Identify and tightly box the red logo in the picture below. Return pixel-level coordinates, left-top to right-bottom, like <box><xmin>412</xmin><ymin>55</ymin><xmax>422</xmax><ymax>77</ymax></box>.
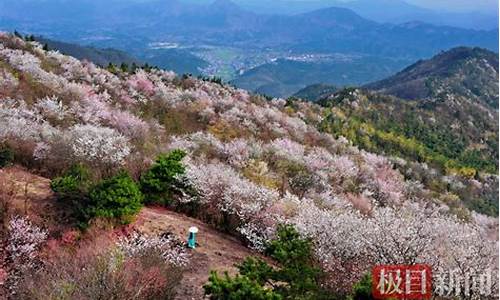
<box><xmin>372</xmin><ymin>264</ymin><xmax>432</xmax><ymax>299</ymax></box>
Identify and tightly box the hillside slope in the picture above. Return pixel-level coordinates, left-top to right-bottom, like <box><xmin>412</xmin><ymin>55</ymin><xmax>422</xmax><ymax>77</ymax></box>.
<box><xmin>0</xmin><ymin>33</ymin><xmax>497</xmax><ymax>298</ymax></box>
<box><xmin>292</xmin><ymin>47</ymin><xmax>499</xmax><ymax>214</ymax></box>
<box><xmin>294</xmin><ymin>48</ymin><xmax>499</xmax><ymax>214</ymax></box>
<box><xmin>317</xmin><ymin>87</ymin><xmax>498</xmax><ymax>214</ymax></box>
<box><xmin>0</xmin><ymin>165</ymin><xmax>262</xmax><ymax>300</ymax></box>
<box><xmin>365</xmin><ymin>47</ymin><xmax>499</xmax><ymax>108</ymax></box>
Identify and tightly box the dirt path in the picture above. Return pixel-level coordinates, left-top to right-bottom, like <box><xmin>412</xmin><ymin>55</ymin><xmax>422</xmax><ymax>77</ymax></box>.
<box><xmin>0</xmin><ymin>166</ymin><xmax>263</xmax><ymax>299</ymax></box>
<box><xmin>135</xmin><ymin>207</ymin><xmax>260</xmax><ymax>300</ymax></box>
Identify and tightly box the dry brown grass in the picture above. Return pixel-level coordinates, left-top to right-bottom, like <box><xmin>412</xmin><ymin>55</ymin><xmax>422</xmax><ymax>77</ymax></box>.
<box><xmin>0</xmin><ymin>165</ymin><xmax>78</xmax><ymax>243</ymax></box>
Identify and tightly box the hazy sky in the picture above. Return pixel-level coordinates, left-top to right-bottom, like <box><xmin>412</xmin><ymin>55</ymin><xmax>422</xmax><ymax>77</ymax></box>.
<box><xmin>285</xmin><ymin>0</ymin><xmax>499</xmax><ymax>14</ymax></box>
<box><xmin>406</xmin><ymin>0</ymin><xmax>498</xmax><ymax>13</ymax></box>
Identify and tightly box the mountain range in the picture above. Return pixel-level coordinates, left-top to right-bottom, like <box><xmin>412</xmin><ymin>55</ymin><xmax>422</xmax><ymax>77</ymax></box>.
<box><xmin>116</xmin><ymin>0</ymin><xmax>499</xmax><ymax>30</ymax></box>
<box><xmin>1</xmin><ymin>0</ymin><xmax>497</xmax><ymax>97</ymax></box>
<box><xmin>2</xmin><ymin>1</ymin><xmax>497</xmax><ymax>52</ymax></box>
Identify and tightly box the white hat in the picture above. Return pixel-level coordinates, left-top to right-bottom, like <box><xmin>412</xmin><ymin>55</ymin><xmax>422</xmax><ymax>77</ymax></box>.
<box><xmin>189</xmin><ymin>226</ymin><xmax>199</xmax><ymax>234</ymax></box>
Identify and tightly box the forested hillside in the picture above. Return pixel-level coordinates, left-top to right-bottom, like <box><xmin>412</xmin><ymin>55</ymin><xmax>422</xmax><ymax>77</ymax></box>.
<box><xmin>316</xmin><ymin>88</ymin><xmax>498</xmax><ymax>215</ymax></box>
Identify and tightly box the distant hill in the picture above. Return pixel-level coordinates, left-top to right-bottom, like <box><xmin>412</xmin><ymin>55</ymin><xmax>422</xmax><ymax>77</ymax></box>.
<box><xmin>315</xmin><ymin>47</ymin><xmax>499</xmax><ymax>199</ymax></box>
<box><xmin>139</xmin><ymin>49</ymin><xmax>209</xmax><ymax>76</ymax></box>
<box><xmin>292</xmin><ymin>83</ymin><xmax>337</xmax><ymax>101</ymax></box>
<box><xmin>231</xmin><ymin>56</ymin><xmax>407</xmax><ymax>98</ymax></box>
<box><xmin>364</xmin><ymin>47</ymin><xmax>499</xmax><ymax>108</ymax></box>
<box><xmin>261</xmin><ymin>8</ymin><xmax>498</xmax><ymax>56</ymax></box>
<box><xmin>35</xmin><ymin>37</ymin><xmax>141</xmax><ymax>67</ymax></box>
<box><xmin>35</xmin><ymin>37</ymin><xmax>208</xmax><ymax>75</ymax></box>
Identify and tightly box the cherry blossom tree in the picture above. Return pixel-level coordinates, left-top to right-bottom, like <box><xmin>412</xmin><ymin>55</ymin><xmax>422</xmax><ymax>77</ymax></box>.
<box><xmin>5</xmin><ymin>216</ymin><xmax>47</xmax><ymax>295</ymax></box>
<box><xmin>0</xmin><ymin>69</ymin><xmax>18</xmax><ymax>93</ymax></box>
<box><xmin>118</xmin><ymin>231</ymin><xmax>189</xmax><ymax>267</ymax></box>
<box><xmin>34</xmin><ymin>96</ymin><xmax>68</xmax><ymax>122</ymax></box>
<box><xmin>68</xmin><ymin>124</ymin><xmax>131</xmax><ymax>166</ymax></box>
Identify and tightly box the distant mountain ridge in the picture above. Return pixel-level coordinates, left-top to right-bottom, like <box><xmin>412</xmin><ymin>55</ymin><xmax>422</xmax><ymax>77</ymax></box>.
<box><xmin>364</xmin><ymin>47</ymin><xmax>499</xmax><ymax>108</ymax></box>
<box><xmin>232</xmin><ymin>0</ymin><xmax>498</xmax><ymax>30</ymax></box>
<box><xmin>34</xmin><ymin>37</ymin><xmax>142</xmax><ymax>67</ymax></box>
